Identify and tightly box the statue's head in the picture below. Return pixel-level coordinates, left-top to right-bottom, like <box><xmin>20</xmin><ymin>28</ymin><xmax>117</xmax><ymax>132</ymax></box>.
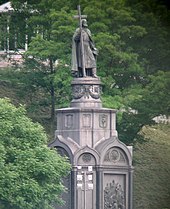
<box><xmin>82</xmin><ymin>19</ymin><xmax>88</xmax><ymax>27</ymax></box>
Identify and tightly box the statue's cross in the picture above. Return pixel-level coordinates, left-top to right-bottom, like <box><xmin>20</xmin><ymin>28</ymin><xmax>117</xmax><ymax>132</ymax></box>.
<box><xmin>74</xmin><ymin>5</ymin><xmax>87</xmax><ymax>25</ymax></box>
<box><xmin>74</xmin><ymin>5</ymin><xmax>87</xmax><ymax>77</ymax></box>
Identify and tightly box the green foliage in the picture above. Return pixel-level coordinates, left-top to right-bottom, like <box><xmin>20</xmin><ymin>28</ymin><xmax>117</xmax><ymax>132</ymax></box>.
<box><xmin>53</xmin><ymin>62</ymin><xmax>72</xmax><ymax>108</ymax></box>
<box><xmin>118</xmin><ymin>71</ymin><xmax>170</xmax><ymax>143</ymax></box>
<box><xmin>134</xmin><ymin>124</ymin><xmax>170</xmax><ymax>208</ymax></box>
<box><xmin>83</xmin><ymin>1</ymin><xmax>147</xmax><ymax>90</ymax></box>
<box><xmin>4</xmin><ymin>0</ymin><xmax>77</xmax><ymax>120</ymax></box>
<box><xmin>142</xmin><ymin>71</ymin><xmax>170</xmax><ymax>116</ymax></box>
<box><xmin>82</xmin><ymin>0</ymin><xmax>170</xmax><ymax>143</ymax></box>
<box><xmin>127</xmin><ymin>0</ymin><xmax>170</xmax><ymax>74</ymax></box>
<box><xmin>0</xmin><ymin>98</ymin><xmax>71</xmax><ymax>209</ymax></box>
<box><xmin>24</xmin><ymin>6</ymin><xmax>75</xmax><ymax>119</ymax></box>
<box><xmin>25</xmin><ymin>8</ymin><xmax>76</xmax><ymax>61</ymax></box>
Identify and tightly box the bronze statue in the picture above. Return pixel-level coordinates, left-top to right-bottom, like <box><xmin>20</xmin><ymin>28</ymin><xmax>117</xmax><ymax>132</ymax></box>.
<box><xmin>72</xmin><ymin>6</ymin><xmax>98</xmax><ymax>77</ymax></box>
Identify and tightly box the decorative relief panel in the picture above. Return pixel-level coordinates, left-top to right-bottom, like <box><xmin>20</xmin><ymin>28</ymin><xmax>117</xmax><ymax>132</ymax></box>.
<box><xmin>83</xmin><ymin>114</ymin><xmax>91</xmax><ymax>127</ymax></box>
<box><xmin>65</xmin><ymin>114</ymin><xmax>73</xmax><ymax>128</ymax></box>
<box><xmin>78</xmin><ymin>153</ymin><xmax>96</xmax><ymax>166</ymax></box>
<box><xmin>99</xmin><ymin>114</ymin><xmax>108</xmax><ymax>128</ymax></box>
<box><xmin>104</xmin><ymin>148</ymin><xmax>126</xmax><ymax>164</ymax></box>
<box><xmin>72</xmin><ymin>84</ymin><xmax>101</xmax><ymax>99</ymax></box>
<box><xmin>104</xmin><ymin>180</ymin><xmax>125</xmax><ymax>209</ymax></box>
<box><xmin>82</xmin><ymin>153</ymin><xmax>92</xmax><ymax>163</ymax></box>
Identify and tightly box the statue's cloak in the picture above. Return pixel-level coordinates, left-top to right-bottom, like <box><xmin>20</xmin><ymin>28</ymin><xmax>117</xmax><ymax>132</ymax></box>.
<box><xmin>71</xmin><ymin>28</ymin><xmax>97</xmax><ymax>72</ymax></box>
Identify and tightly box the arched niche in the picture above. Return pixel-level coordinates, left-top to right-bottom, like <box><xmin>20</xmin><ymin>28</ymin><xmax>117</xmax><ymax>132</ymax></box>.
<box><xmin>95</xmin><ymin>137</ymin><xmax>133</xmax><ymax>209</ymax></box>
<box><xmin>51</xmin><ymin>146</ymin><xmax>72</xmax><ymax>209</ymax></box>
<box><xmin>95</xmin><ymin>136</ymin><xmax>132</xmax><ymax>166</ymax></box>
<box><xmin>49</xmin><ymin>135</ymin><xmax>81</xmax><ymax>165</ymax></box>
<box><xmin>55</xmin><ymin>146</ymin><xmax>71</xmax><ymax>162</ymax></box>
<box><xmin>74</xmin><ymin>145</ymin><xmax>100</xmax><ymax>166</ymax></box>
<box><xmin>73</xmin><ymin>146</ymin><xmax>100</xmax><ymax>209</ymax></box>
<box><xmin>102</xmin><ymin>146</ymin><xmax>128</xmax><ymax>166</ymax></box>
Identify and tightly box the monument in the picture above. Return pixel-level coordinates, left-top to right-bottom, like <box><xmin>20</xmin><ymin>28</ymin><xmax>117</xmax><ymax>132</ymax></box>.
<box><xmin>49</xmin><ymin>5</ymin><xmax>133</xmax><ymax>209</ymax></box>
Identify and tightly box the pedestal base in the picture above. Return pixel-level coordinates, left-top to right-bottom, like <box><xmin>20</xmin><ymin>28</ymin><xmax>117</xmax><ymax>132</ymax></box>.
<box><xmin>71</xmin><ymin>77</ymin><xmax>102</xmax><ymax>108</ymax></box>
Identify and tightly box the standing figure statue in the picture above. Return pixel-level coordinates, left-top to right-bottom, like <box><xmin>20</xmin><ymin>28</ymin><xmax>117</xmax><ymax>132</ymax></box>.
<box><xmin>72</xmin><ymin>18</ymin><xmax>98</xmax><ymax>77</ymax></box>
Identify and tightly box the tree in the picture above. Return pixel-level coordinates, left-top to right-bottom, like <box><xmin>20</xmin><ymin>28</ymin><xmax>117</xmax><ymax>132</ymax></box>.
<box><xmin>114</xmin><ymin>0</ymin><xmax>170</xmax><ymax>143</ymax></box>
<box><xmin>81</xmin><ymin>0</ymin><xmax>170</xmax><ymax>144</ymax></box>
<box><xmin>0</xmin><ymin>0</ymin><xmax>8</xmax><ymax>4</ymax></box>
<box><xmin>0</xmin><ymin>98</ymin><xmax>71</xmax><ymax>209</ymax></box>
<box><xmin>8</xmin><ymin>0</ymin><xmax>76</xmax><ymax>121</ymax></box>
<box><xmin>117</xmin><ymin>71</ymin><xmax>170</xmax><ymax>143</ymax></box>
<box><xmin>82</xmin><ymin>0</ymin><xmax>146</xmax><ymax>90</ymax></box>
<box><xmin>127</xmin><ymin>0</ymin><xmax>170</xmax><ymax>74</ymax></box>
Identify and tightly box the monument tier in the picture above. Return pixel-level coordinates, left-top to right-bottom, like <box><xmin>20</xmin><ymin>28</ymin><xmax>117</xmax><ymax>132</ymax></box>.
<box><xmin>49</xmin><ymin>5</ymin><xmax>133</xmax><ymax>209</ymax></box>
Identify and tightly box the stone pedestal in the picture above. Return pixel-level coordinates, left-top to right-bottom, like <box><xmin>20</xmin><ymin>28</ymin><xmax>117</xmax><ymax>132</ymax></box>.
<box><xmin>49</xmin><ymin>77</ymin><xmax>133</xmax><ymax>209</ymax></box>
<box><xmin>70</xmin><ymin>77</ymin><xmax>102</xmax><ymax>108</ymax></box>
<box><xmin>55</xmin><ymin>107</ymin><xmax>117</xmax><ymax>147</ymax></box>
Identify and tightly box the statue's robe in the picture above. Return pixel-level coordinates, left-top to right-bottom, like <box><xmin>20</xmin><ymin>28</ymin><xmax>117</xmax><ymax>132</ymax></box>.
<box><xmin>71</xmin><ymin>28</ymin><xmax>97</xmax><ymax>74</ymax></box>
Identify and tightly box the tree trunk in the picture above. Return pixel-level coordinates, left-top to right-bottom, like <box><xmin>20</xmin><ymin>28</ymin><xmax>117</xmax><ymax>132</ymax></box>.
<box><xmin>49</xmin><ymin>59</ymin><xmax>55</xmax><ymax>122</ymax></box>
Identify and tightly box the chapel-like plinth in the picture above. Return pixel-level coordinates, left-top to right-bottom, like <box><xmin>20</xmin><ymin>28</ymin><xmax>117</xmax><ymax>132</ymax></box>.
<box><xmin>49</xmin><ymin>5</ymin><xmax>133</xmax><ymax>209</ymax></box>
<box><xmin>50</xmin><ymin>72</ymin><xmax>133</xmax><ymax>209</ymax></box>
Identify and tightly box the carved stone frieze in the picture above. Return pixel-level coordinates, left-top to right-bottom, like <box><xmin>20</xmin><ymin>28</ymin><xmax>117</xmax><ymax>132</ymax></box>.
<box><xmin>104</xmin><ymin>148</ymin><xmax>126</xmax><ymax>164</ymax></box>
<box><xmin>83</xmin><ymin>114</ymin><xmax>91</xmax><ymax>127</ymax></box>
<box><xmin>72</xmin><ymin>84</ymin><xmax>101</xmax><ymax>100</ymax></box>
<box><xmin>65</xmin><ymin>114</ymin><xmax>73</xmax><ymax>128</ymax></box>
<box><xmin>99</xmin><ymin>114</ymin><xmax>108</xmax><ymax>128</ymax></box>
<box><xmin>104</xmin><ymin>180</ymin><xmax>125</xmax><ymax>209</ymax></box>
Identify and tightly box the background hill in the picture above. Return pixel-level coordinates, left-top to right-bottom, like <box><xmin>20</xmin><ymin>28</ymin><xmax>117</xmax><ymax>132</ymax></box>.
<box><xmin>134</xmin><ymin>124</ymin><xmax>170</xmax><ymax>209</ymax></box>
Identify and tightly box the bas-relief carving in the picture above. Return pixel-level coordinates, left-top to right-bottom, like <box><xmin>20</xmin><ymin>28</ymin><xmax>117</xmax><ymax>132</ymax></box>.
<box><xmin>83</xmin><ymin>114</ymin><xmax>91</xmax><ymax>127</ymax></box>
<box><xmin>104</xmin><ymin>148</ymin><xmax>126</xmax><ymax>164</ymax></box>
<box><xmin>72</xmin><ymin>84</ymin><xmax>101</xmax><ymax>99</ymax></box>
<box><xmin>65</xmin><ymin>114</ymin><xmax>73</xmax><ymax>128</ymax></box>
<box><xmin>99</xmin><ymin>114</ymin><xmax>108</xmax><ymax>128</ymax></box>
<box><xmin>78</xmin><ymin>153</ymin><xmax>96</xmax><ymax>165</ymax></box>
<box><xmin>104</xmin><ymin>180</ymin><xmax>125</xmax><ymax>209</ymax></box>
<box><xmin>82</xmin><ymin>153</ymin><xmax>92</xmax><ymax>163</ymax></box>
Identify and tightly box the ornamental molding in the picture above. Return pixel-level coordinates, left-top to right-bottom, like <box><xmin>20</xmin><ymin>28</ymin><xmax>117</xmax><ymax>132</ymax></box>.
<box><xmin>72</xmin><ymin>84</ymin><xmax>101</xmax><ymax>100</ymax></box>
